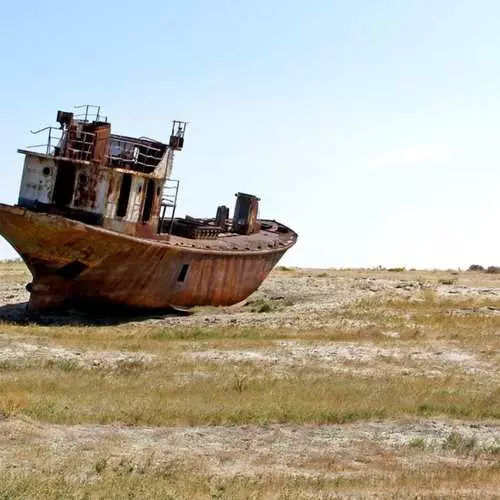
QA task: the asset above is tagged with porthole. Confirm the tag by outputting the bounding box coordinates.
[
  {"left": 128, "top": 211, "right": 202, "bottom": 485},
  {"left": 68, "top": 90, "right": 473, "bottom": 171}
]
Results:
[
  {"left": 177, "top": 264, "right": 189, "bottom": 282},
  {"left": 42, "top": 167, "right": 51, "bottom": 176}
]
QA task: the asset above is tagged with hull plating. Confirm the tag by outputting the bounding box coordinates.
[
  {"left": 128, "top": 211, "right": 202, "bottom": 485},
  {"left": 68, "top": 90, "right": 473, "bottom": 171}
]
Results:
[{"left": 0, "top": 203, "right": 295, "bottom": 312}]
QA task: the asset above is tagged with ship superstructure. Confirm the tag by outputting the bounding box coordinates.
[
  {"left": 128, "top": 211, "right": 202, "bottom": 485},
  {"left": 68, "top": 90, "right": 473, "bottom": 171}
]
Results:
[{"left": 0, "top": 106, "right": 297, "bottom": 312}]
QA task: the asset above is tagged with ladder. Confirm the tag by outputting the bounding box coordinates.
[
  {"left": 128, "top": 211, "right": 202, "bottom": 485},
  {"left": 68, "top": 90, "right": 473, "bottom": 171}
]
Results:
[{"left": 158, "top": 179, "right": 180, "bottom": 234}]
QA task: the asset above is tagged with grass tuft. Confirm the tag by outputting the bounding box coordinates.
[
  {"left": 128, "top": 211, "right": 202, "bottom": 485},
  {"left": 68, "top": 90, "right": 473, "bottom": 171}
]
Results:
[
  {"left": 443, "top": 432, "right": 477, "bottom": 454},
  {"left": 408, "top": 437, "right": 426, "bottom": 449}
]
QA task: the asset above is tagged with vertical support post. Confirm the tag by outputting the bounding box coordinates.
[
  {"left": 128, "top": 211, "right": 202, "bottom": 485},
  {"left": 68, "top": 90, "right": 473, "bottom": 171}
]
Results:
[
  {"left": 158, "top": 204, "right": 167, "bottom": 234},
  {"left": 168, "top": 180, "right": 180, "bottom": 236},
  {"left": 47, "top": 128, "right": 52, "bottom": 155}
]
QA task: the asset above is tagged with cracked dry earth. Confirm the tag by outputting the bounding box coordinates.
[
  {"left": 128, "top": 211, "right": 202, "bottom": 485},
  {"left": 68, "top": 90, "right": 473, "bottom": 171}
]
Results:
[{"left": 0, "top": 264, "right": 499, "bottom": 498}]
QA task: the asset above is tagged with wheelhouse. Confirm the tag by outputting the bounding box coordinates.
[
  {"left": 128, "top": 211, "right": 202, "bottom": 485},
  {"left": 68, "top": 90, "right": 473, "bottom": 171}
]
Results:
[{"left": 17, "top": 105, "right": 186, "bottom": 238}]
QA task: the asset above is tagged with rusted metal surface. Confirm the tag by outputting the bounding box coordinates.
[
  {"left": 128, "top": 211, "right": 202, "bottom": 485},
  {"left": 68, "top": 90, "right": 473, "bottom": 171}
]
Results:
[
  {"left": 0, "top": 204, "right": 296, "bottom": 312},
  {"left": 20, "top": 151, "right": 164, "bottom": 238},
  {"left": 215, "top": 205, "right": 229, "bottom": 228},
  {"left": 18, "top": 155, "right": 57, "bottom": 208},
  {"left": 92, "top": 123, "right": 111, "bottom": 163},
  {"left": 2, "top": 108, "right": 298, "bottom": 313},
  {"left": 72, "top": 162, "right": 106, "bottom": 211},
  {"left": 171, "top": 218, "right": 223, "bottom": 240},
  {"left": 232, "top": 192, "right": 260, "bottom": 235},
  {"left": 17, "top": 109, "right": 182, "bottom": 239}
]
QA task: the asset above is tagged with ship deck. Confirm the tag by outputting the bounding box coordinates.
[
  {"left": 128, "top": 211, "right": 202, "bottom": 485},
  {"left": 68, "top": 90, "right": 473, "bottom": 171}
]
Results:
[
  {"left": 159, "top": 222, "right": 296, "bottom": 252},
  {"left": 0, "top": 203, "right": 297, "bottom": 257},
  {"left": 0, "top": 203, "right": 297, "bottom": 311}
]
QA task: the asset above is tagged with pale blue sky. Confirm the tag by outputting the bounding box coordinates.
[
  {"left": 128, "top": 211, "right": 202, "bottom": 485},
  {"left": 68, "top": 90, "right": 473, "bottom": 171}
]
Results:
[{"left": 1, "top": 0, "right": 499, "bottom": 268}]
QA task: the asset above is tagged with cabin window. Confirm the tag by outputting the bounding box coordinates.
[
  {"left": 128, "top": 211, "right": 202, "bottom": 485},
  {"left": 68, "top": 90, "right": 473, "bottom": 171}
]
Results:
[
  {"left": 177, "top": 264, "right": 189, "bottom": 282},
  {"left": 142, "top": 179, "right": 155, "bottom": 222},
  {"left": 116, "top": 173, "right": 132, "bottom": 218}
]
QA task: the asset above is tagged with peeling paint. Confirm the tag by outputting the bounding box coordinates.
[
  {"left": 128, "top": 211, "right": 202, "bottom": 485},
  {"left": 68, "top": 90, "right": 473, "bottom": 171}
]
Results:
[{"left": 4, "top": 107, "right": 297, "bottom": 312}]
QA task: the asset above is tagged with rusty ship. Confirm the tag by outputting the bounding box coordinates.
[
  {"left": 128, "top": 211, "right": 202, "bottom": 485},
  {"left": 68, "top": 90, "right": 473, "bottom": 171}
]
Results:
[{"left": 0, "top": 106, "right": 297, "bottom": 313}]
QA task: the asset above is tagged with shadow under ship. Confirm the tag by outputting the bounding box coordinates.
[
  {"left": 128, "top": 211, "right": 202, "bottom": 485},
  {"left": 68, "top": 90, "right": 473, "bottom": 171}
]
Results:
[{"left": 0, "top": 106, "right": 297, "bottom": 313}]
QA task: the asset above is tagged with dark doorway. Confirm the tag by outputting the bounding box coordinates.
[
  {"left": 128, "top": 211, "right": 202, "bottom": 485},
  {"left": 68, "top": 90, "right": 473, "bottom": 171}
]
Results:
[
  {"left": 116, "top": 173, "right": 132, "bottom": 218},
  {"left": 142, "top": 179, "right": 155, "bottom": 222},
  {"left": 53, "top": 161, "right": 77, "bottom": 208}
]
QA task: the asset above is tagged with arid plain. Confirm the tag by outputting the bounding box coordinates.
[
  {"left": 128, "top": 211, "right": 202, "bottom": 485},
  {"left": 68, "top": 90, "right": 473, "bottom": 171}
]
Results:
[{"left": 0, "top": 261, "right": 498, "bottom": 499}]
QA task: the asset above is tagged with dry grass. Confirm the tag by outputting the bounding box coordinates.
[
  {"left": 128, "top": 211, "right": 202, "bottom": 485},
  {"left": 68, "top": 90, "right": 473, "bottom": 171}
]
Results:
[
  {"left": 0, "top": 416, "right": 499, "bottom": 499},
  {"left": 0, "top": 464, "right": 499, "bottom": 499},
  {"left": 1, "top": 356, "right": 498, "bottom": 425},
  {"left": 0, "top": 261, "right": 499, "bottom": 497}
]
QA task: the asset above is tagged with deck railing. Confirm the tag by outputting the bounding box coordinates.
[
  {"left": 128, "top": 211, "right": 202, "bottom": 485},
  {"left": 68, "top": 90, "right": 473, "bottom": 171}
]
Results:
[
  {"left": 25, "top": 110, "right": 165, "bottom": 170},
  {"left": 106, "top": 137, "right": 164, "bottom": 170},
  {"left": 25, "top": 127, "right": 165, "bottom": 168},
  {"left": 73, "top": 104, "right": 107, "bottom": 123},
  {"left": 26, "top": 126, "right": 63, "bottom": 155}
]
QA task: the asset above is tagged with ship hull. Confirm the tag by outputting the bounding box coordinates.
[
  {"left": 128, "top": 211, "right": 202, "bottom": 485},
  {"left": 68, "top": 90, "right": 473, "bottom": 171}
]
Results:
[{"left": 0, "top": 203, "right": 294, "bottom": 312}]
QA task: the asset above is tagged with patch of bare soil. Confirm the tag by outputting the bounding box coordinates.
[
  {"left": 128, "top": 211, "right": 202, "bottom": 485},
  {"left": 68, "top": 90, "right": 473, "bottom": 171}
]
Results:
[
  {"left": 0, "top": 417, "right": 498, "bottom": 480},
  {"left": 142, "top": 276, "right": 500, "bottom": 329},
  {"left": 0, "top": 286, "right": 27, "bottom": 306},
  {"left": 0, "top": 335, "right": 155, "bottom": 369},
  {"left": 1, "top": 266, "right": 499, "bottom": 496},
  {"left": 187, "top": 341, "right": 499, "bottom": 378},
  {"left": 1, "top": 269, "right": 500, "bottom": 328}
]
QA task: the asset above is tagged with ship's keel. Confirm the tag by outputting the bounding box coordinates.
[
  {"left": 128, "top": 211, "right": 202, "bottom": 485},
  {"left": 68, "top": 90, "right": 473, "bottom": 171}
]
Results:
[{"left": 25, "top": 276, "right": 76, "bottom": 313}]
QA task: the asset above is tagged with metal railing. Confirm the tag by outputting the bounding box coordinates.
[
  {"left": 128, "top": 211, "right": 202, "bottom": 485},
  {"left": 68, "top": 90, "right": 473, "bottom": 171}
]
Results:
[
  {"left": 24, "top": 128, "right": 166, "bottom": 169},
  {"left": 24, "top": 108, "right": 165, "bottom": 169},
  {"left": 106, "top": 137, "right": 163, "bottom": 169},
  {"left": 66, "top": 129, "right": 96, "bottom": 161},
  {"left": 73, "top": 104, "right": 107, "bottom": 123},
  {"left": 159, "top": 179, "right": 180, "bottom": 234},
  {"left": 26, "top": 126, "right": 63, "bottom": 155}
]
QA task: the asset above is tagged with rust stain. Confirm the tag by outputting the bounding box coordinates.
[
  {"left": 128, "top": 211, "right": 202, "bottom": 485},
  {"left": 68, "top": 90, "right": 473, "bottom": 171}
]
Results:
[
  {"left": 0, "top": 204, "right": 296, "bottom": 312},
  {"left": 72, "top": 163, "right": 102, "bottom": 209},
  {"left": 4, "top": 107, "right": 298, "bottom": 313}
]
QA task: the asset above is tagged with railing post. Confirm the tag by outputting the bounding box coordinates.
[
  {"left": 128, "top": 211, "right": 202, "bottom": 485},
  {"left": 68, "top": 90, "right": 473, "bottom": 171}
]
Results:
[{"left": 169, "top": 180, "right": 180, "bottom": 236}]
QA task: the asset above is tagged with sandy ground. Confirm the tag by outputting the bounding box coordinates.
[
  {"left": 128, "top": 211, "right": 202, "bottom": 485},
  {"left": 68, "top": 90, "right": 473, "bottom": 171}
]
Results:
[
  {"left": 1, "top": 268, "right": 499, "bottom": 328},
  {"left": 187, "top": 339, "right": 499, "bottom": 378},
  {"left": 0, "top": 265, "right": 499, "bottom": 496},
  {"left": 0, "top": 416, "right": 498, "bottom": 480},
  {"left": 0, "top": 334, "right": 156, "bottom": 369}
]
